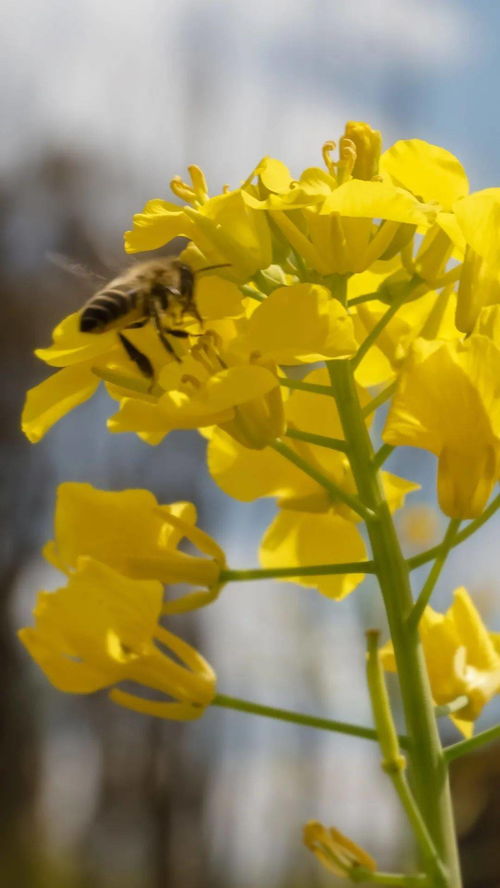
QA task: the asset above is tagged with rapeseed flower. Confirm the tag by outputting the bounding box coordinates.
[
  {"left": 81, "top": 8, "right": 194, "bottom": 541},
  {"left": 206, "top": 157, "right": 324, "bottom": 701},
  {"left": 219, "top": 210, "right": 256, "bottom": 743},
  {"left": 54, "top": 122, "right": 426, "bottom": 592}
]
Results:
[
  {"left": 18, "top": 557, "right": 216, "bottom": 720},
  {"left": 383, "top": 336, "right": 500, "bottom": 518},
  {"left": 381, "top": 588, "right": 500, "bottom": 737},
  {"left": 125, "top": 165, "right": 272, "bottom": 280},
  {"left": 208, "top": 368, "right": 418, "bottom": 599},
  {"left": 244, "top": 124, "right": 433, "bottom": 277},
  {"left": 44, "top": 483, "right": 226, "bottom": 614},
  {"left": 107, "top": 284, "right": 356, "bottom": 447}
]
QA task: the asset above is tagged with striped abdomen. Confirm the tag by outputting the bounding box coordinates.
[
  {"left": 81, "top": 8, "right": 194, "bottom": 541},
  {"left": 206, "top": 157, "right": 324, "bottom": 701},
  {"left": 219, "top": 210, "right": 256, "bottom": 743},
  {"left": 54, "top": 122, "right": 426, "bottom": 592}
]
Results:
[{"left": 79, "top": 288, "right": 140, "bottom": 332}]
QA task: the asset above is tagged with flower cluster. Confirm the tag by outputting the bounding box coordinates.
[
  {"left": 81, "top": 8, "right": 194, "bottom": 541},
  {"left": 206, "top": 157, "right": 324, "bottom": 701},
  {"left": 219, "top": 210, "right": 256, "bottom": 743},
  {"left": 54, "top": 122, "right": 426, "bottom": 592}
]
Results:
[
  {"left": 19, "top": 120, "right": 500, "bottom": 886},
  {"left": 19, "top": 484, "right": 225, "bottom": 718}
]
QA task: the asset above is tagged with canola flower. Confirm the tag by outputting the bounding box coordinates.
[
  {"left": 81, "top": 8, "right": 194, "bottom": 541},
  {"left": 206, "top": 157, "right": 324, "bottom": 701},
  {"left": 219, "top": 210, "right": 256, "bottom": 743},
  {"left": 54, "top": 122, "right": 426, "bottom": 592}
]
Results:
[
  {"left": 19, "top": 557, "right": 216, "bottom": 720},
  {"left": 19, "top": 121, "right": 500, "bottom": 888}
]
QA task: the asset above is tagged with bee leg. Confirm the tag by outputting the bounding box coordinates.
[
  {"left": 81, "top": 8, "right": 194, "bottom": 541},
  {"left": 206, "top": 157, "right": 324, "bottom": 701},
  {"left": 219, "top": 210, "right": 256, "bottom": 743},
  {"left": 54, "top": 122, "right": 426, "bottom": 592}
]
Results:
[
  {"left": 150, "top": 301, "right": 182, "bottom": 362},
  {"left": 118, "top": 333, "right": 154, "bottom": 378},
  {"left": 126, "top": 318, "right": 148, "bottom": 329},
  {"left": 164, "top": 328, "right": 189, "bottom": 338}
]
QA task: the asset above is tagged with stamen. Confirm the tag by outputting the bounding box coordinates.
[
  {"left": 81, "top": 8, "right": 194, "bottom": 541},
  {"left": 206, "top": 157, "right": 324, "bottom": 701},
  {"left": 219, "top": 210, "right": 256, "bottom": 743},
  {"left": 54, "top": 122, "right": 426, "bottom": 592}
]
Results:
[
  {"left": 170, "top": 176, "right": 196, "bottom": 203},
  {"left": 322, "top": 141, "right": 337, "bottom": 177},
  {"left": 188, "top": 165, "right": 209, "bottom": 203},
  {"left": 337, "top": 137, "right": 356, "bottom": 184}
]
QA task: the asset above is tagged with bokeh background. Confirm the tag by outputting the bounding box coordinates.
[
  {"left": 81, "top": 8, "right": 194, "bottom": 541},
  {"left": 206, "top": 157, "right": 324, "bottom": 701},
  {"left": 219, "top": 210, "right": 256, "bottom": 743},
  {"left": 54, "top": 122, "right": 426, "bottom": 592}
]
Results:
[{"left": 2, "top": 1, "right": 500, "bottom": 886}]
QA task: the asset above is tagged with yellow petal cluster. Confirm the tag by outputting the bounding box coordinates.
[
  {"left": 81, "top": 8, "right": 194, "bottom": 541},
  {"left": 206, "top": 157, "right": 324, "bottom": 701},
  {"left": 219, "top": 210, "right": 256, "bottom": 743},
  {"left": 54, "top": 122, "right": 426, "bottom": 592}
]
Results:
[
  {"left": 44, "top": 483, "right": 226, "bottom": 614},
  {"left": 208, "top": 368, "right": 418, "bottom": 600},
  {"left": 383, "top": 336, "right": 500, "bottom": 518},
  {"left": 18, "top": 557, "right": 216, "bottom": 720},
  {"left": 381, "top": 588, "right": 500, "bottom": 736}
]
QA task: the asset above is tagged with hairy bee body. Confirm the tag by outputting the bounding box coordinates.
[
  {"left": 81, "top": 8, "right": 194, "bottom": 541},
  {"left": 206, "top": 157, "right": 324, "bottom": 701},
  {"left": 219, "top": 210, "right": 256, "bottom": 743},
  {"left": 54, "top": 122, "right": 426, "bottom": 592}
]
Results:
[
  {"left": 79, "top": 258, "right": 197, "bottom": 334},
  {"left": 78, "top": 256, "right": 229, "bottom": 374},
  {"left": 79, "top": 258, "right": 200, "bottom": 375}
]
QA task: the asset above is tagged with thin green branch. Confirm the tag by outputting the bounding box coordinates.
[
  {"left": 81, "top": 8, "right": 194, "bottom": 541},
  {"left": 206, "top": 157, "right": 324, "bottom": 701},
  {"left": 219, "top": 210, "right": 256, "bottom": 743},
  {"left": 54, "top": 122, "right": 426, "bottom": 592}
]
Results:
[
  {"left": 434, "top": 697, "right": 469, "bottom": 718},
  {"left": 220, "top": 561, "right": 376, "bottom": 583},
  {"left": 408, "top": 520, "right": 461, "bottom": 631},
  {"left": 212, "top": 693, "right": 409, "bottom": 747},
  {"left": 279, "top": 377, "right": 332, "bottom": 396},
  {"left": 408, "top": 494, "right": 500, "bottom": 571},
  {"left": 362, "top": 381, "right": 398, "bottom": 418},
  {"left": 271, "top": 439, "right": 375, "bottom": 522},
  {"left": 284, "top": 426, "right": 348, "bottom": 452},
  {"left": 444, "top": 723, "right": 500, "bottom": 764},
  {"left": 347, "top": 291, "right": 380, "bottom": 307},
  {"left": 241, "top": 284, "right": 265, "bottom": 302},
  {"left": 352, "top": 300, "right": 406, "bottom": 370},
  {"left": 373, "top": 443, "right": 395, "bottom": 470}
]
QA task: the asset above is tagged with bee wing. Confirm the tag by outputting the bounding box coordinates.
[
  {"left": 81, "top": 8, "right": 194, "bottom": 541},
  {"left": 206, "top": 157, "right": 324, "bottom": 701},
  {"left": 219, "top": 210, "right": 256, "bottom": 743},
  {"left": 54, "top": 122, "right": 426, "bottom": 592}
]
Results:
[{"left": 46, "top": 252, "right": 106, "bottom": 285}]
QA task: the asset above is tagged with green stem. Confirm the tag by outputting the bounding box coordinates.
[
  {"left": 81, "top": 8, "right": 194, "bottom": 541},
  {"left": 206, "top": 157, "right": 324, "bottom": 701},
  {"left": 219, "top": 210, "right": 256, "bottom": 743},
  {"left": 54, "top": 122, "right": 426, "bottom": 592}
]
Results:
[
  {"left": 279, "top": 377, "right": 332, "bottom": 396},
  {"left": 408, "top": 494, "right": 500, "bottom": 570},
  {"left": 241, "top": 284, "right": 265, "bottom": 302},
  {"left": 444, "top": 724, "right": 500, "bottom": 764},
  {"left": 347, "top": 291, "right": 380, "bottom": 307},
  {"left": 365, "top": 631, "right": 444, "bottom": 884},
  {"left": 373, "top": 443, "right": 395, "bottom": 470},
  {"left": 328, "top": 359, "right": 461, "bottom": 888},
  {"left": 271, "top": 439, "right": 375, "bottom": 522},
  {"left": 352, "top": 300, "right": 406, "bottom": 370},
  {"left": 284, "top": 426, "right": 348, "bottom": 452},
  {"left": 408, "top": 520, "right": 461, "bottom": 631},
  {"left": 221, "top": 562, "right": 376, "bottom": 582},
  {"left": 211, "top": 694, "right": 411, "bottom": 745},
  {"left": 362, "top": 381, "right": 398, "bottom": 419},
  {"left": 434, "top": 697, "right": 469, "bottom": 719}
]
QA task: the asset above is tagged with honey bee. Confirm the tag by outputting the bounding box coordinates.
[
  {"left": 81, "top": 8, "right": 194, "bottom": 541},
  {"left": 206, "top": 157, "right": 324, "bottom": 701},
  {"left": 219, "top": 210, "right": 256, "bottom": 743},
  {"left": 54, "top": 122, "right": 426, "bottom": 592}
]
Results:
[{"left": 79, "top": 257, "right": 228, "bottom": 376}]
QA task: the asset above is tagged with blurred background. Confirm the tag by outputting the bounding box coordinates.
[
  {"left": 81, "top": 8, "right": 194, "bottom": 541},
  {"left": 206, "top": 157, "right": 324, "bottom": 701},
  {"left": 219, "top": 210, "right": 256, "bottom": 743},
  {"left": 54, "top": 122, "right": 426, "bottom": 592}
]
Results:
[{"left": 2, "top": 1, "right": 500, "bottom": 885}]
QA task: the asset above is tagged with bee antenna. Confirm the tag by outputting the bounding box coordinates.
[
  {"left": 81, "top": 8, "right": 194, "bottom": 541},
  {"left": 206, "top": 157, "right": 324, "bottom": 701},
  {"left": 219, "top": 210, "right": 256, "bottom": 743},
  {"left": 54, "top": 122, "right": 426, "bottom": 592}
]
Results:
[{"left": 194, "top": 263, "right": 232, "bottom": 275}]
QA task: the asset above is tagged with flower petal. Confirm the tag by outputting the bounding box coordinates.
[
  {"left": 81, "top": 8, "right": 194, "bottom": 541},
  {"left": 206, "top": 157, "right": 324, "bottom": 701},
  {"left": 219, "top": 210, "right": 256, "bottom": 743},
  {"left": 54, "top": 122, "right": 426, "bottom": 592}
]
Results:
[
  {"left": 380, "top": 139, "right": 469, "bottom": 211},
  {"left": 22, "top": 364, "right": 100, "bottom": 442},
  {"left": 259, "top": 511, "right": 367, "bottom": 600}
]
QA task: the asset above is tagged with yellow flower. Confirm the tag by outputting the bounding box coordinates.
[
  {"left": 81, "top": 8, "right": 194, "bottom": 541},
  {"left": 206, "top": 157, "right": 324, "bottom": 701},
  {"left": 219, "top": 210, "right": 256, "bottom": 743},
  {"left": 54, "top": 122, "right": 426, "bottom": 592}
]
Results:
[
  {"left": 453, "top": 189, "right": 500, "bottom": 333},
  {"left": 231, "top": 282, "right": 356, "bottom": 364},
  {"left": 383, "top": 336, "right": 500, "bottom": 518},
  {"left": 353, "top": 284, "right": 459, "bottom": 387},
  {"left": 22, "top": 312, "right": 175, "bottom": 442},
  {"left": 260, "top": 510, "right": 367, "bottom": 601},
  {"left": 244, "top": 125, "right": 432, "bottom": 277},
  {"left": 107, "top": 281, "right": 354, "bottom": 447},
  {"left": 18, "top": 557, "right": 216, "bottom": 720},
  {"left": 125, "top": 166, "right": 272, "bottom": 282},
  {"left": 379, "top": 138, "right": 469, "bottom": 211},
  {"left": 381, "top": 588, "right": 500, "bottom": 737},
  {"left": 303, "top": 821, "right": 376, "bottom": 878},
  {"left": 44, "top": 483, "right": 226, "bottom": 614},
  {"left": 108, "top": 333, "right": 284, "bottom": 449},
  {"left": 207, "top": 368, "right": 418, "bottom": 599},
  {"left": 208, "top": 367, "right": 418, "bottom": 513}
]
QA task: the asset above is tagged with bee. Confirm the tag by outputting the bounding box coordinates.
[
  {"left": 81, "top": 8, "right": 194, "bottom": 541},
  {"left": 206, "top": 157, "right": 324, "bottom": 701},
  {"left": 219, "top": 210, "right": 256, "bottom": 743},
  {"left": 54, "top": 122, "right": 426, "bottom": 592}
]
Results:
[{"left": 79, "top": 257, "right": 229, "bottom": 377}]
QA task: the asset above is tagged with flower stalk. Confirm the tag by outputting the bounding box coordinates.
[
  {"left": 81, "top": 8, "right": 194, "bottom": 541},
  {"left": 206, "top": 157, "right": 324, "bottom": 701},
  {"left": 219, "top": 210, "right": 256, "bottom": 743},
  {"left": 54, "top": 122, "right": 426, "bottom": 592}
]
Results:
[
  {"left": 328, "top": 358, "right": 462, "bottom": 888},
  {"left": 212, "top": 693, "right": 409, "bottom": 746}
]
